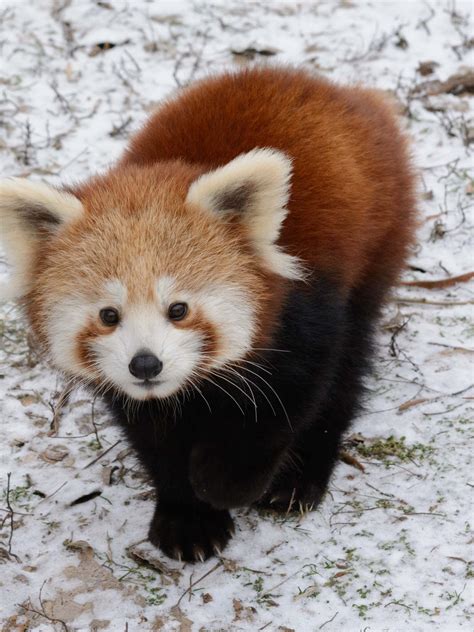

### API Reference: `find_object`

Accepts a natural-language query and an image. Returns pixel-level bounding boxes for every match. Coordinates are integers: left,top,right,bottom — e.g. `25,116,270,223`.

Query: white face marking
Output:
48,277,257,401
104,279,127,305
0,178,84,298
95,303,204,399
195,283,255,365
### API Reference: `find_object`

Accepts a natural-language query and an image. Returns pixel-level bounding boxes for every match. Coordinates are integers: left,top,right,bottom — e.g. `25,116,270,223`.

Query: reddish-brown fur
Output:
8,65,418,562
122,66,416,293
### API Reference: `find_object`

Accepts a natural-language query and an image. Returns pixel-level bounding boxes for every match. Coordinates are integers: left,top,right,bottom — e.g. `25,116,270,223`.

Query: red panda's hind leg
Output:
258,282,382,514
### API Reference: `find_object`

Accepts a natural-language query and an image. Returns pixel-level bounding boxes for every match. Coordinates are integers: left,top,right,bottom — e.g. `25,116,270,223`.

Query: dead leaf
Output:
19,394,39,407
41,445,69,463
170,606,193,632
89,40,131,57
398,397,430,411
233,598,256,621
231,46,279,60
222,557,238,572
294,584,319,600
65,62,74,81
436,347,474,357
417,61,439,76
340,450,365,472
90,620,110,631
127,543,181,584
69,490,102,506
1,614,30,632
413,70,474,97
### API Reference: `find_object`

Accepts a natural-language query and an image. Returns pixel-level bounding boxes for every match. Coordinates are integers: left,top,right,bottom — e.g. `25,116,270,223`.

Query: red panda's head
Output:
0,149,303,401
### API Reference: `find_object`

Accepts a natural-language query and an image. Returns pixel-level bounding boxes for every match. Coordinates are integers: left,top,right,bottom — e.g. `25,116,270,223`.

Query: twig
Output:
175,561,222,607
399,383,473,413
319,611,339,629
5,473,20,562
416,3,435,34
393,297,474,306
262,567,303,596
50,80,75,117
36,480,69,505
428,342,474,353
22,121,33,166
49,382,73,435
18,580,69,631
109,116,133,137
83,440,121,469
91,396,103,449
401,271,474,289
389,316,410,358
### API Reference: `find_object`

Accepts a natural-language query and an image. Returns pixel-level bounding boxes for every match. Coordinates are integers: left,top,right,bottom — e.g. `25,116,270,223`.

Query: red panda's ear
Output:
186,148,305,280
0,178,84,299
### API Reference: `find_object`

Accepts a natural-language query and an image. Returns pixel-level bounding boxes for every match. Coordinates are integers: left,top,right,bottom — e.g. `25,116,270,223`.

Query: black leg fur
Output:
109,397,236,562
106,277,385,559
259,284,382,511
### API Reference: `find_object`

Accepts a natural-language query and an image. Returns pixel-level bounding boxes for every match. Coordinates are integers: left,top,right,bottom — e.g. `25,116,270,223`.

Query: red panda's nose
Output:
129,351,163,380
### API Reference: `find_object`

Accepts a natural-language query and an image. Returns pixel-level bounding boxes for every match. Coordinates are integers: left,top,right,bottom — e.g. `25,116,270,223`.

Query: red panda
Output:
0,66,416,562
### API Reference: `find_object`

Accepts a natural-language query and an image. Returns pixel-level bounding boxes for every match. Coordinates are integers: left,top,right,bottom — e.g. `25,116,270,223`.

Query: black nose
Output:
128,351,163,380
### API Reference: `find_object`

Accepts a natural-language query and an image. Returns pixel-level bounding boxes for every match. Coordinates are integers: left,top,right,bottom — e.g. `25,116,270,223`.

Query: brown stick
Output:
393,297,474,306
401,271,474,289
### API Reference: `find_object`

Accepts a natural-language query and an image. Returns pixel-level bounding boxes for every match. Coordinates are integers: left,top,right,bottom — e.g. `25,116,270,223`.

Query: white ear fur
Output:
186,148,304,280
0,178,84,299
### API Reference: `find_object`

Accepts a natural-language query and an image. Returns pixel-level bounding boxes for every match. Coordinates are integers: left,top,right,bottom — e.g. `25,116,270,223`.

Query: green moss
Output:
355,435,435,466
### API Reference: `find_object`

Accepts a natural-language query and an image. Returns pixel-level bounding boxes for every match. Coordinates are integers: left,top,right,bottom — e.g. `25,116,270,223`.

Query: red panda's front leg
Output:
189,277,349,512
148,500,235,562
189,434,289,510
110,398,236,562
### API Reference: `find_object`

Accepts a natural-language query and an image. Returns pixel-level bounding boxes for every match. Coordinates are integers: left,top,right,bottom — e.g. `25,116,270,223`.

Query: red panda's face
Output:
0,150,304,401
33,208,263,401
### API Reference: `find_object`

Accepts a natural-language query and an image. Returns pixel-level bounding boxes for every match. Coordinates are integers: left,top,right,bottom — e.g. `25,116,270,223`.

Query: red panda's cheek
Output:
75,320,116,373
172,308,221,366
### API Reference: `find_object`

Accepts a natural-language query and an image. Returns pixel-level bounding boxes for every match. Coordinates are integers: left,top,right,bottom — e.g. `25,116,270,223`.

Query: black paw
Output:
257,475,325,513
148,502,235,562
190,442,271,509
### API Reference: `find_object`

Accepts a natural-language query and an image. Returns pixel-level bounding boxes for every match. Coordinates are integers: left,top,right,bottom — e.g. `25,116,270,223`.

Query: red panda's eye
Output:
100,307,120,326
168,302,188,321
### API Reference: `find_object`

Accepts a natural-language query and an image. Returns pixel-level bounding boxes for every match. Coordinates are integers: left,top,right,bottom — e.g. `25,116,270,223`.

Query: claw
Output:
173,548,182,563
285,487,297,515
213,544,222,556
298,500,315,515
194,548,205,563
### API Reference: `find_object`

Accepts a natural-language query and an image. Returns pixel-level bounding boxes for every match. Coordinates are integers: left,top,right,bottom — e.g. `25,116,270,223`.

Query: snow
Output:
0,0,473,630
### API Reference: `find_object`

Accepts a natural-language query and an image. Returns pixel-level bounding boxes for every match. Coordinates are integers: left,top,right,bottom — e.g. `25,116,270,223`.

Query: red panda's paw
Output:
257,478,325,514
148,502,234,562
190,442,272,510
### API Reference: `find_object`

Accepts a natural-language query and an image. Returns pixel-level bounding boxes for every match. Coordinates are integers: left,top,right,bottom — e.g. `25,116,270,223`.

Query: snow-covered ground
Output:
0,1,472,630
